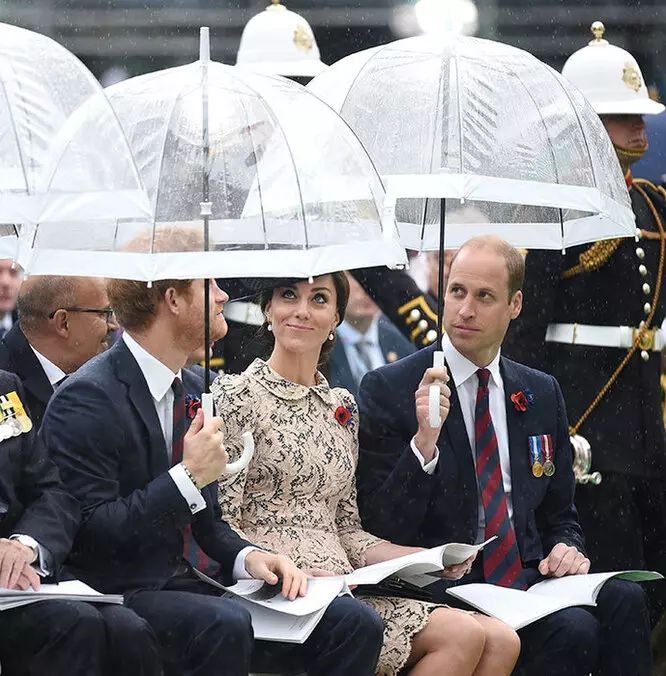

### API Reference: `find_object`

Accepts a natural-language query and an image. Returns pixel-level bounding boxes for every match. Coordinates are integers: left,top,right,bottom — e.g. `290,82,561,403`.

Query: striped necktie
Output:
474,368,526,589
171,377,219,577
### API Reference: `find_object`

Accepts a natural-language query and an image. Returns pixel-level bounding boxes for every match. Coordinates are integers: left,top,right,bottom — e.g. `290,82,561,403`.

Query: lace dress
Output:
211,359,437,676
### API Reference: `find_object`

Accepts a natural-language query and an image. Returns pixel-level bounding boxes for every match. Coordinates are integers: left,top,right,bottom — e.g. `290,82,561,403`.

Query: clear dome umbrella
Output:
16,29,406,467
0,22,150,258
308,34,635,425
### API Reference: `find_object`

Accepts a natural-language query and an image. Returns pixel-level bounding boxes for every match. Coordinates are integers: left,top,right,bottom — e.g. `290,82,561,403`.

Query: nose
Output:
212,280,229,304
107,312,120,332
294,296,311,317
634,115,647,131
459,298,475,319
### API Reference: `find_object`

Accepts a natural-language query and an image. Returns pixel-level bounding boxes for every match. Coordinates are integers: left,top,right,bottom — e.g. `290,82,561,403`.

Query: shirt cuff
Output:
410,436,439,474
9,535,53,577
233,545,260,581
169,464,206,514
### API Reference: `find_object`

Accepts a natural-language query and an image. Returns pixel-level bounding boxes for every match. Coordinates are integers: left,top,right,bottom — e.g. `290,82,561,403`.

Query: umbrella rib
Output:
0,61,32,198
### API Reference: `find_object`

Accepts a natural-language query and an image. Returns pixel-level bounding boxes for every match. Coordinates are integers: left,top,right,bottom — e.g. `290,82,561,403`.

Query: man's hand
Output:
245,551,308,601
182,409,228,488
11,568,41,591
538,543,590,578
414,366,451,462
0,538,39,590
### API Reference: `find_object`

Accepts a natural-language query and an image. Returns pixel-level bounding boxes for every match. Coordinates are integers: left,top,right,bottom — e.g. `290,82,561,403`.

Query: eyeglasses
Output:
48,307,115,323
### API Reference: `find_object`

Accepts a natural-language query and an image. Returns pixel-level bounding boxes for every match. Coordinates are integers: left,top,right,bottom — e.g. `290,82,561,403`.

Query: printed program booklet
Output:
0,579,124,611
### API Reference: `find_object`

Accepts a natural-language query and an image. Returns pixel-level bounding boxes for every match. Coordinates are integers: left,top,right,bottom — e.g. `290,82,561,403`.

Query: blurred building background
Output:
0,0,664,95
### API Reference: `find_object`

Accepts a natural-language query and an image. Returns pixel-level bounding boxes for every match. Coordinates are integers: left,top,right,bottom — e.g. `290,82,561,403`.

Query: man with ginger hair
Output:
42,227,382,676
0,275,119,429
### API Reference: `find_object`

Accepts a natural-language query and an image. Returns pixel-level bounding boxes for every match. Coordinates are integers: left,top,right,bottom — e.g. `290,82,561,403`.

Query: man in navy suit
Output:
42,229,384,676
0,275,119,429
0,372,161,676
330,274,414,397
357,235,652,675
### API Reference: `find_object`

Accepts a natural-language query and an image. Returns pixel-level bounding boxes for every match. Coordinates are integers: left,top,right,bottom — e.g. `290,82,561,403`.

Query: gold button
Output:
641,350,650,361
418,319,428,330
639,264,648,276
409,309,421,321
644,302,652,315
636,247,645,259
640,320,646,329
425,330,438,343
643,283,651,295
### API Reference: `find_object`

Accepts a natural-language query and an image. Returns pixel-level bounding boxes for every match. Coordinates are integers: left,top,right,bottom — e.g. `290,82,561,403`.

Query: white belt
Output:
545,323,664,352
223,301,264,326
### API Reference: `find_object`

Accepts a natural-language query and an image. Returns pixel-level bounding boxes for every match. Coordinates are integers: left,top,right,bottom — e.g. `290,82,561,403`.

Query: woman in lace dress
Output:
212,273,520,676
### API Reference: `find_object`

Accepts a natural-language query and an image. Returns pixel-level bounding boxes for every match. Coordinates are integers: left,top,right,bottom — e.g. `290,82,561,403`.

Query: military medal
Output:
529,435,544,478
0,394,25,437
542,433,555,477
7,392,33,433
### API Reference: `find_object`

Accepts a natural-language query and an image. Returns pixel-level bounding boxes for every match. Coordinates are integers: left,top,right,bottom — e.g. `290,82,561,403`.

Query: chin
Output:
211,317,228,341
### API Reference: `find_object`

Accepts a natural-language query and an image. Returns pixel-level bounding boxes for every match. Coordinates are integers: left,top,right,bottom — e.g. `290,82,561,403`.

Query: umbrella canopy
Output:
0,22,149,236
307,35,635,252
17,41,405,281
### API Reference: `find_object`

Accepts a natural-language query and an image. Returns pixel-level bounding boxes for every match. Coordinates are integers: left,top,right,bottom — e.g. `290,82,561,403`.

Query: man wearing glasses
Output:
0,276,118,429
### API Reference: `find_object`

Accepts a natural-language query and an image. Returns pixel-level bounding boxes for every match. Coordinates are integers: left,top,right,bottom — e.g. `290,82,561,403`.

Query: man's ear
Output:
509,290,523,320
164,287,180,316
51,309,69,338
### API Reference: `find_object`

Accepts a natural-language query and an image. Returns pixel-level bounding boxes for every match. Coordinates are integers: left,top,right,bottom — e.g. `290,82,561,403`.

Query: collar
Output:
30,346,66,387
441,334,502,389
247,358,334,404
625,169,633,190
336,315,380,347
122,332,181,402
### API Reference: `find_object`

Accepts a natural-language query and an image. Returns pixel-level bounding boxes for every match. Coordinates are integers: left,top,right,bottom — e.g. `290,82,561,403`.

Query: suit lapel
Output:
501,358,529,545
112,342,169,476
5,325,53,407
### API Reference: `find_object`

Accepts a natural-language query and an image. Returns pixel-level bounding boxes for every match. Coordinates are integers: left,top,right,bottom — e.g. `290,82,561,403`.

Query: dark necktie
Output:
355,339,374,375
475,368,525,589
171,377,219,576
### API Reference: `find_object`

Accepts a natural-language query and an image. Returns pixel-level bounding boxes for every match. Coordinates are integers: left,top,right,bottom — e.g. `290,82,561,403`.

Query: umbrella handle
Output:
428,350,446,428
201,392,255,476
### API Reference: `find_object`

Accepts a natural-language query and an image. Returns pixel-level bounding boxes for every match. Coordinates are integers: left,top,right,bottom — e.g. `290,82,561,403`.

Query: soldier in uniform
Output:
503,22,666,628
212,0,439,374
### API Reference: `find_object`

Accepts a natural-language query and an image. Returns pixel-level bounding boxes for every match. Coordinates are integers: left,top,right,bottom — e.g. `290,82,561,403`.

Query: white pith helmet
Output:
236,0,327,78
561,21,664,116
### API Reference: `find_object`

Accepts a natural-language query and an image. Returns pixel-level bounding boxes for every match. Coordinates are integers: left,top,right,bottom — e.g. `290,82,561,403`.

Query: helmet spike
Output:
589,21,608,46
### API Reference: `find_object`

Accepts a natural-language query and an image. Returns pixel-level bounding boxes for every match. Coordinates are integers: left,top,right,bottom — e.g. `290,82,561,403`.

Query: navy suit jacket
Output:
330,315,415,397
0,323,53,430
0,371,78,572
40,340,252,594
356,343,585,587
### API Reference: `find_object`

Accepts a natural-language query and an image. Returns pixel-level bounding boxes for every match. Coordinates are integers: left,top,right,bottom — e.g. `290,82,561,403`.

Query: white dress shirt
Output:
122,333,254,578
31,347,66,387
412,334,515,544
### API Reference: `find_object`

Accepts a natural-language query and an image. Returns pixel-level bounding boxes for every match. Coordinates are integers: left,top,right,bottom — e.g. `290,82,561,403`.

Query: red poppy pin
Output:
186,394,202,419
334,405,353,426
511,388,534,413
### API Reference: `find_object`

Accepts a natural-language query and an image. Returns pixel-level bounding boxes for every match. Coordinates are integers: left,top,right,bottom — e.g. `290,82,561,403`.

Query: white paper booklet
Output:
0,579,124,611
194,539,496,643
446,570,663,630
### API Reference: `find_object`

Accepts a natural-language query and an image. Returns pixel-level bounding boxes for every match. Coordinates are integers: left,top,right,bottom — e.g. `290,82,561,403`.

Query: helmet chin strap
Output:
614,141,648,173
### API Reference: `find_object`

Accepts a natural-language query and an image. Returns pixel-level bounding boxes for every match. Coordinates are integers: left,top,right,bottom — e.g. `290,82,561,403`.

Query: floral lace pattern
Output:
212,359,435,675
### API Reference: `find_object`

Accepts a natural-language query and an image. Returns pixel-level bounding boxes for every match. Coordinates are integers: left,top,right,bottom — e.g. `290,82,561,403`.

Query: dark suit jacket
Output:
356,344,585,588
0,371,78,571
0,323,53,430
40,340,252,594
329,315,415,398
503,181,666,479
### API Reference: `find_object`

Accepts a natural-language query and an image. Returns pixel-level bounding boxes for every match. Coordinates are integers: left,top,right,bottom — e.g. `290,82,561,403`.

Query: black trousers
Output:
251,595,384,676
0,600,162,676
128,576,384,676
575,472,666,625
429,577,651,675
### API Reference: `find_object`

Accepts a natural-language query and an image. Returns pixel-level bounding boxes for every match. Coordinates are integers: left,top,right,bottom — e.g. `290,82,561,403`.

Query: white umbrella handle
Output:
428,350,446,428
201,392,255,476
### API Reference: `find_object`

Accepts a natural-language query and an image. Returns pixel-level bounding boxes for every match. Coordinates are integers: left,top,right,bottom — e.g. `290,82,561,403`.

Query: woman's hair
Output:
257,272,351,367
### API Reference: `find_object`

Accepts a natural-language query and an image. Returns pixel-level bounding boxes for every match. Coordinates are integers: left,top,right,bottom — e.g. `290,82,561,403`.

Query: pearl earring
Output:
328,332,335,341
267,323,273,332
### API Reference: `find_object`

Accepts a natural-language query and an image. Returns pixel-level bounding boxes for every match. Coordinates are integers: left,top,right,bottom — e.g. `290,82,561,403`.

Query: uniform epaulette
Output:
633,177,666,206
397,295,439,346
